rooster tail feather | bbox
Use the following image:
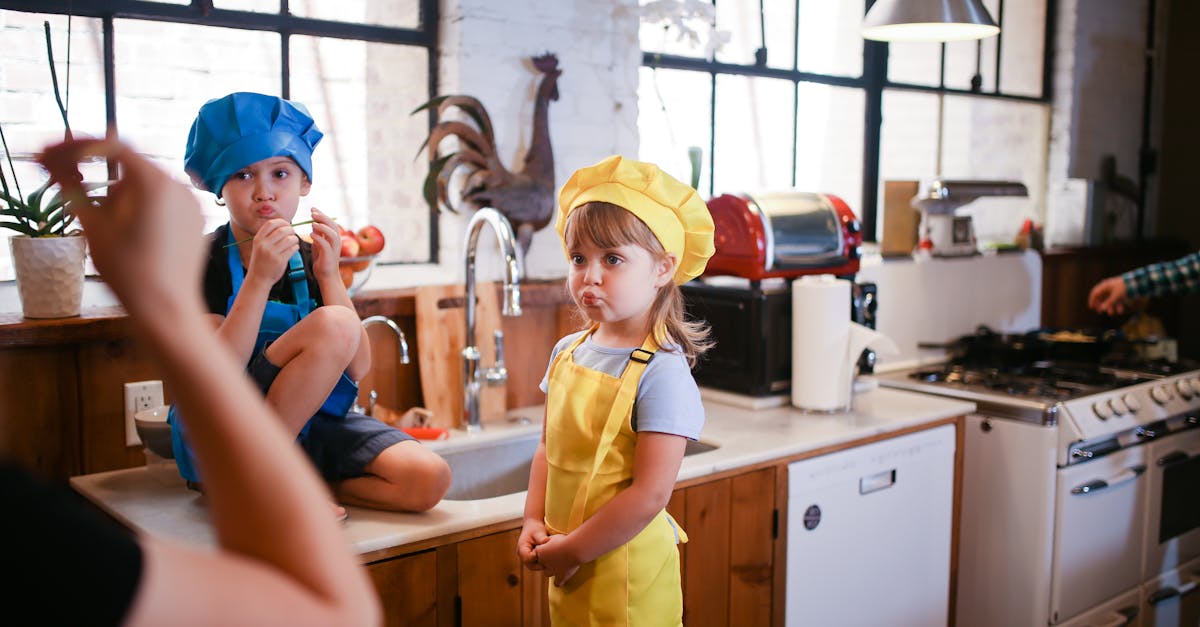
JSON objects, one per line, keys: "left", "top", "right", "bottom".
{"left": 423, "top": 153, "right": 457, "bottom": 214}
{"left": 436, "top": 95, "right": 496, "bottom": 147}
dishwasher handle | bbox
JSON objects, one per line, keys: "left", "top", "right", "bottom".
{"left": 1070, "top": 464, "right": 1146, "bottom": 495}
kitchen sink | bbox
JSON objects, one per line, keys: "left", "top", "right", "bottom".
{"left": 437, "top": 432, "right": 721, "bottom": 501}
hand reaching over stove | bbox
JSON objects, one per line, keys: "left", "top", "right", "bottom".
{"left": 1088, "top": 251, "right": 1200, "bottom": 316}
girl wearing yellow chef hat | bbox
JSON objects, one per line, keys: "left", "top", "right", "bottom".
{"left": 518, "top": 155, "right": 715, "bottom": 625}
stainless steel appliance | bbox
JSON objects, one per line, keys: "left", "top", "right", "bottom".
{"left": 872, "top": 328, "right": 1200, "bottom": 626}
{"left": 703, "top": 191, "right": 862, "bottom": 280}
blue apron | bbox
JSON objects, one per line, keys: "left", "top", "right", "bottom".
{"left": 168, "top": 226, "right": 359, "bottom": 483}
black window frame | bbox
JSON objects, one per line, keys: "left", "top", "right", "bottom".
{"left": 641, "top": 0, "right": 1056, "bottom": 242}
{"left": 0, "top": 0, "right": 442, "bottom": 262}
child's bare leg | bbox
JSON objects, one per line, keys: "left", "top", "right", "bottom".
{"left": 334, "top": 441, "right": 451, "bottom": 512}
{"left": 263, "top": 305, "right": 361, "bottom": 434}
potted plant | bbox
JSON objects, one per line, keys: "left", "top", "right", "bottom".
{"left": 0, "top": 21, "right": 106, "bottom": 319}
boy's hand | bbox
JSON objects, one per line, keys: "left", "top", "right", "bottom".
{"left": 246, "top": 219, "right": 299, "bottom": 285}
{"left": 308, "top": 208, "right": 341, "bottom": 283}
{"left": 534, "top": 534, "right": 580, "bottom": 585}
{"left": 517, "top": 520, "right": 548, "bottom": 570}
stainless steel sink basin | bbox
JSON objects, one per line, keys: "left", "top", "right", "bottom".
{"left": 437, "top": 431, "right": 720, "bottom": 501}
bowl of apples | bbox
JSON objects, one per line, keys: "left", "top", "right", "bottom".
{"left": 338, "top": 224, "right": 386, "bottom": 297}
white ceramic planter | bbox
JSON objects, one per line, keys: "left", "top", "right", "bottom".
{"left": 10, "top": 234, "right": 86, "bottom": 319}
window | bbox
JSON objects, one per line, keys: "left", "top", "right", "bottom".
{"left": 0, "top": 0, "right": 438, "bottom": 281}
{"left": 639, "top": 0, "right": 1052, "bottom": 246}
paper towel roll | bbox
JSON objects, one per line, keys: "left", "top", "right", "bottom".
{"left": 792, "top": 275, "right": 852, "bottom": 412}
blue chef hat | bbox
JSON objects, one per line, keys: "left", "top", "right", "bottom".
{"left": 183, "top": 92, "right": 323, "bottom": 197}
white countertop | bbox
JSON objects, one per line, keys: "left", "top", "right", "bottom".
{"left": 70, "top": 386, "right": 974, "bottom": 561}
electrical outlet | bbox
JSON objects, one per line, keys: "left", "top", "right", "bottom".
{"left": 124, "top": 380, "right": 164, "bottom": 447}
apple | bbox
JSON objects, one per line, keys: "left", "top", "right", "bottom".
{"left": 339, "top": 264, "right": 355, "bottom": 288}
{"left": 340, "top": 233, "right": 361, "bottom": 258}
{"left": 356, "top": 225, "right": 386, "bottom": 256}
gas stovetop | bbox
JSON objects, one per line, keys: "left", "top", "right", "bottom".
{"left": 872, "top": 355, "right": 1200, "bottom": 465}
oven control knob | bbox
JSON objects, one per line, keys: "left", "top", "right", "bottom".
{"left": 1122, "top": 393, "right": 1141, "bottom": 413}
{"left": 1092, "top": 401, "right": 1114, "bottom": 420}
{"left": 1108, "top": 397, "right": 1128, "bottom": 416}
{"left": 1151, "top": 385, "right": 1173, "bottom": 405}
{"left": 1176, "top": 379, "right": 1194, "bottom": 399}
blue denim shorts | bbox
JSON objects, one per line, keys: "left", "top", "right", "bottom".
{"left": 248, "top": 344, "right": 413, "bottom": 482}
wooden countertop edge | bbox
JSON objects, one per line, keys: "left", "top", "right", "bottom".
{"left": 0, "top": 280, "right": 571, "bottom": 347}
{"left": 356, "top": 415, "right": 963, "bottom": 565}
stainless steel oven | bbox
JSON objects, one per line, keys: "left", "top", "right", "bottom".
{"left": 871, "top": 328, "right": 1200, "bottom": 626}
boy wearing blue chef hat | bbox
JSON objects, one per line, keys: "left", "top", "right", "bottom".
{"left": 169, "top": 92, "right": 450, "bottom": 514}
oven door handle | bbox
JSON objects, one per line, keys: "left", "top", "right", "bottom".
{"left": 1070, "top": 464, "right": 1147, "bottom": 495}
{"left": 1157, "top": 450, "right": 1190, "bottom": 467}
{"left": 1090, "top": 606, "right": 1139, "bottom": 627}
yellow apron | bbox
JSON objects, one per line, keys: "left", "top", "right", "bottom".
{"left": 543, "top": 329, "right": 687, "bottom": 627}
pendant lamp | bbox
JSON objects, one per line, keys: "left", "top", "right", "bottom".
{"left": 861, "top": 0, "right": 999, "bottom": 42}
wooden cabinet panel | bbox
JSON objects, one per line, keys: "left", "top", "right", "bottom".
{"left": 0, "top": 346, "right": 79, "bottom": 479}
{"left": 368, "top": 550, "right": 438, "bottom": 627}
{"left": 457, "top": 528, "right": 523, "bottom": 626}
{"left": 683, "top": 478, "right": 732, "bottom": 626}
{"left": 729, "top": 467, "right": 776, "bottom": 625}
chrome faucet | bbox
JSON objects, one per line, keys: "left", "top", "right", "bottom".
{"left": 356, "top": 315, "right": 410, "bottom": 416}
{"left": 463, "top": 207, "right": 523, "bottom": 432}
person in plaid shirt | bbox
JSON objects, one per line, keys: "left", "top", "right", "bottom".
{"left": 1088, "top": 252, "right": 1200, "bottom": 315}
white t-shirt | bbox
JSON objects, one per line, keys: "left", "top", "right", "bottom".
{"left": 539, "top": 331, "right": 705, "bottom": 440}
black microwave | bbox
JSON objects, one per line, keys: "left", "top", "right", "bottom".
{"left": 682, "top": 279, "right": 876, "bottom": 397}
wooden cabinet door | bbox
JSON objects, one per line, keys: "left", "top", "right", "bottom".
{"left": 457, "top": 529, "right": 524, "bottom": 626}
{"left": 673, "top": 467, "right": 778, "bottom": 627}
{"left": 368, "top": 550, "right": 438, "bottom": 627}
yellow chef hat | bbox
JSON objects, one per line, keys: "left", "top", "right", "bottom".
{"left": 556, "top": 155, "right": 715, "bottom": 284}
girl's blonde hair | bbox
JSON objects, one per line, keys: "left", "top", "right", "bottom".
{"left": 563, "top": 201, "right": 712, "bottom": 366}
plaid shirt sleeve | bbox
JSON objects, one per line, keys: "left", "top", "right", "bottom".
{"left": 1122, "top": 251, "right": 1200, "bottom": 298}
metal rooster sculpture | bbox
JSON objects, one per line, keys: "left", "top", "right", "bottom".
{"left": 415, "top": 53, "right": 561, "bottom": 255}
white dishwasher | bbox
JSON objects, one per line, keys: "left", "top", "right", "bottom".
{"left": 786, "top": 424, "right": 956, "bottom": 627}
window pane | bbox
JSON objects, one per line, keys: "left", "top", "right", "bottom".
{"left": 712, "top": 75, "right": 794, "bottom": 194}
{"left": 114, "top": 20, "right": 280, "bottom": 235}
{"left": 943, "top": 39, "right": 985, "bottom": 91}
{"left": 797, "top": 0, "right": 865, "bottom": 77}
{"left": 290, "top": 0, "right": 421, "bottom": 29}
{"left": 0, "top": 12, "right": 107, "bottom": 280}
{"left": 886, "top": 41, "right": 941, "bottom": 87}
{"left": 641, "top": 4, "right": 713, "bottom": 59}
{"left": 290, "top": 36, "right": 431, "bottom": 263}
{"left": 714, "top": 0, "right": 762, "bottom": 65}
{"left": 998, "top": 0, "right": 1045, "bottom": 97}
{"left": 712, "top": 0, "right": 797, "bottom": 69}
{"left": 795, "top": 83, "right": 864, "bottom": 215}
{"left": 212, "top": 0, "right": 279, "bottom": 12}
{"left": 880, "top": 90, "right": 1048, "bottom": 245}
{"left": 638, "top": 67, "right": 713, "bottom": 194}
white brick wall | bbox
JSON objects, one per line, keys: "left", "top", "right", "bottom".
{"left": 430, "top": 0, "right": 640, "bottom": 284}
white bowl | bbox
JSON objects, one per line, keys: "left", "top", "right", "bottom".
{"left": 134, "top": 405, "right": 174, "bottom": 459}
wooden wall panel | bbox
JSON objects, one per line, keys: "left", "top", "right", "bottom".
{"left": 0, "top": 347, "right": 80, "bottom": 480}
{"left": 357, "top": 314, "right": 422, "bottom": 418}
{"left": 77, "top": 338, "right": 164, "bottom": 474}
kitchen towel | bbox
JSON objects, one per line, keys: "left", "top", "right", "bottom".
{"left": 792, "top": 275, "right": 853, "bottom": 412}
{"left": 791, "top": 275, "right": 899, "bottom": 412}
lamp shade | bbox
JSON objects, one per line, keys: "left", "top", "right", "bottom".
{"left": 862, "top": 0, "right": 999, "bottom": 42}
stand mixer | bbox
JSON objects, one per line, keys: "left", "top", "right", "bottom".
{"left": 912, "top": 179, "right": 1028, "bottom": 256}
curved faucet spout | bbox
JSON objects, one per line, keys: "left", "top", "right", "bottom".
{"left": 463, "top": 207, "right": 524, "bottom": 432}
